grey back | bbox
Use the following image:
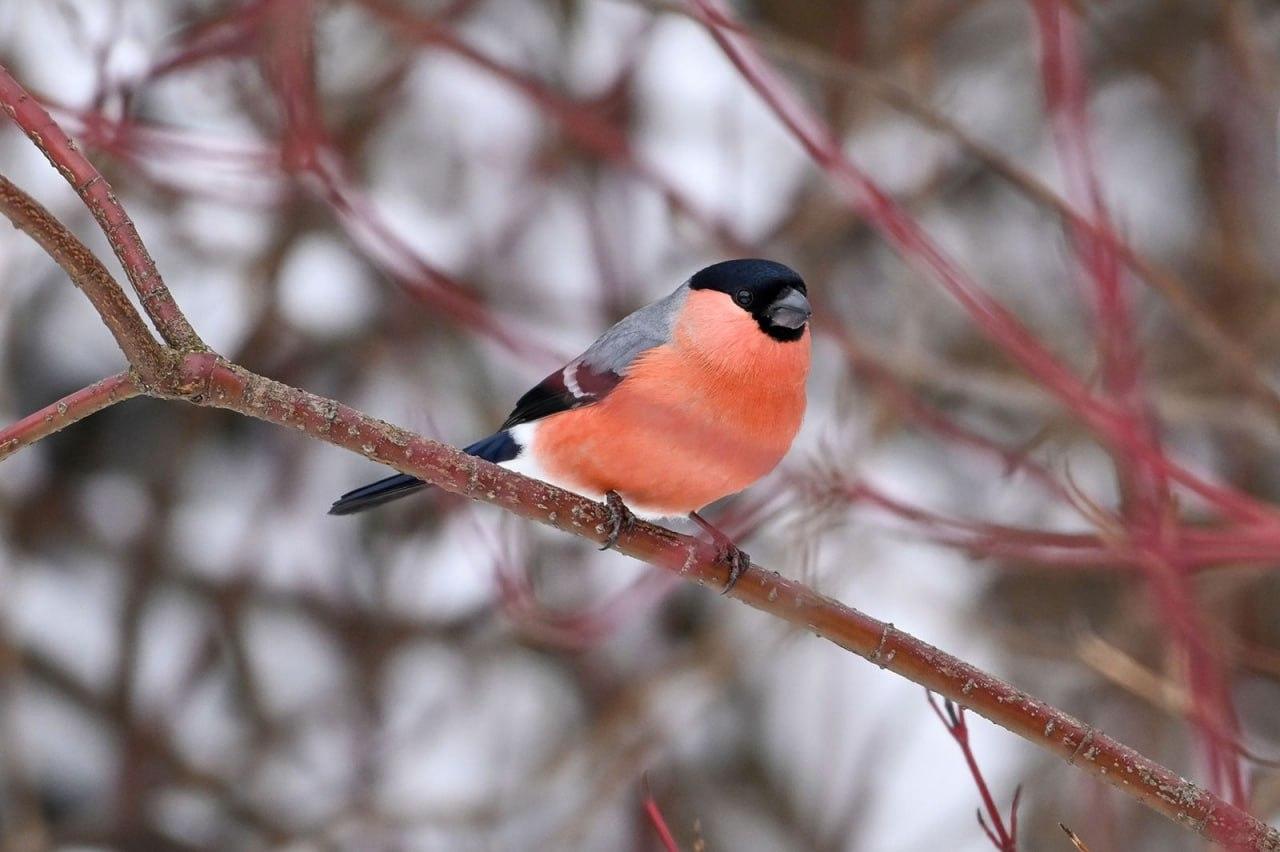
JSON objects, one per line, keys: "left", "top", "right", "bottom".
{"left": 579, "top": 282, "right": 689, "bottom": 375}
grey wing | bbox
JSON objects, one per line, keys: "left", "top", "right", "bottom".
{"left": 499, "top": 283, "right": 687, "bottom": 430}
{"left": 578, "top": 282, "right": 687, "bottom": 375}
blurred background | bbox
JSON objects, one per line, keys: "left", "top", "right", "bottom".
{"left": 1, "top": 0, "right": 1279, "bottom": 849}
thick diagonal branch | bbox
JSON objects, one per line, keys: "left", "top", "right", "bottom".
{"left": 174, "top": 351, "right": 1276, "bottom": 851}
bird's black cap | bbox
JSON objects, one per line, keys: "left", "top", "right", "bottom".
{"left": 689, "top": 259, "right": 809, "bottom": 342}
{"left": 689, "top": 258, "right": 805, "bottom": 295}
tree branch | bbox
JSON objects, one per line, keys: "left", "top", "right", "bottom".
{"left": 0, "top": 371, "right": 139, "bottom": 461}
{"left": 0, "top": 65, "right": 204, "bottom": 352}
{"left": 93, "top": 348, "right": 1279, "bottom": 851}
{"left": 0, "top": 176, "right": 169, "bottom": 383}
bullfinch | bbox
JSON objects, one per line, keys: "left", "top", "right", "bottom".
{"left": 330, "top": 258, "right": 812, "bottom": 590}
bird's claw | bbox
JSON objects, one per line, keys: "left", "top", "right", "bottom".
{"left": 600, "top": 490, "right": 635, "bottom": 551}
{"left": 688, "top": 510, "right": 750, "bottom": 594}
{"left": 716, "top": 541, "right": 751, "bottom": 594}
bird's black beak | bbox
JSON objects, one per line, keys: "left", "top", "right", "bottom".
{"left": 766, "top": 287, "right": 812, "bottom": 329}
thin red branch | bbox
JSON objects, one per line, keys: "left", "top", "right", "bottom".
{"left": 356, "top": 0, "right": 749, "bottom": 253}
{"left": 1029, "top": 0, "right": 1246, "bottom": 803}
{"left": 0, "top": 175, "right": 168, "bottom": 382}
{"left": 1034, "top": 0, "right": 1167, "bottom": 521}
{"left": 0, "top": 371, "right": 139, "bottom": 461}
{"left": 0, "top": 64, "right": 204, "bottom": 352}
{"left": 642, "top": 777, "right": 681, "bottom": 852}
{"left": 928, "top": 693, "right": 1019, "bottom": 852}
{"left": 499, "top": 560, "right": 678, "bottom": 650}
{"left": 254, "top": 1, "right": 559, "bottom": 362}
{"left": 831, "top": 477, "right": 1280, "bottom": 573}
{"left": 140, "top": 0, "right": 273, "bottom": 83}
{"left": 48, "top": 103, "right": 278, "bottom": 173}
{"left": 821, "top": 320, "right": 1071, "bottom": 501}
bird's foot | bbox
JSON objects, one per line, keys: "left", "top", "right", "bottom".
{"left": 599, "top": 490, "right": 636, "bottom": 551}
{"left": 689, "top": 511, "right": 750, "bottom": 594}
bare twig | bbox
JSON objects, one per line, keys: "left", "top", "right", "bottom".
{"left": 0, "top": 64, "right": 203, "bottom": 352}
{"left": 928, "top": 693, "right": 1020, "bottom": 852}
{"left": 1031, "top": 0, "right": 1245, "bottom": 803}
{"left": 0, "top": 371, "right": 139, "bottom": 461}
{"left": 0, "top": 176, "right": 168, "bottom": 382}
{"left": 356, "top": 0, "right": 750, "bottom": 253}
{"left": 643, "top": 776, "right": 682, "bottom": 852}
{"left": 1060, "top": 822, "right": 1091, "bottom": 851}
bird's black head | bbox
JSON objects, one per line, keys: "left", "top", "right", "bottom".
{"left": 689, "top": 258, "right": 811, "bottom": 342}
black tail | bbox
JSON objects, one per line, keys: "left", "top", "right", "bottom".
{"left": 328, "top": 430, "right": 519, "bottom": 516}
{"left": 328, "top": 473, "right": 424, "bottom": 515}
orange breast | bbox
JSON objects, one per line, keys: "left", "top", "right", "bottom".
{"left": 531, "top": 290, "right": 810, "bottom": 515}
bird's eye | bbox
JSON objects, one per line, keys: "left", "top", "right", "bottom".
{"left": 734, "top": 289, "right": 753, "bottom": 307}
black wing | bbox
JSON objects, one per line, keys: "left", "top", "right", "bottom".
{"left": 500, "top": 360, "right": 622, "bottom": 430}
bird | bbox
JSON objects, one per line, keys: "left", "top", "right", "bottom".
{"left": 329, "top": 258, "right": 812, "bottom": 591}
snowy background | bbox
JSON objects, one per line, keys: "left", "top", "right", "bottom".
{"left": 1, "top": 1, "right": 1279, "bottom": 850}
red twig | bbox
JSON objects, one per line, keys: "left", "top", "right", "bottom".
{"left": 1032, "top": 0, "right": 1167, "bottom": 526}
{"left": 818, "top": 472, "right": 1280, "bottom": 575}
{"left": 356, "top": 0, "right": 749, "bottom": 253}
{"left": 0, "top": 65, "right": 203, "bottom": 352}
{"left": 140, "top": 0, "right": 273, "bottom": 83}
{"left": 254, "top": 1, "right": 558, "bottom": 362}
{"left": 1029, "top": 0, "right": 1246, "bottom": 804}
{"left": 0, "top": 175, "right": 168, "bottom": 381}
{"left": 928, "top": 693, "right": 1020, "bottom": 852}
{"left": 642, "top": 776, "right": 681, "bottom": 852}
{"left": 0, "top": 372, "right": 140, "bottom": 461}
{"left": 498, "top": 562, "right": 679, "bottom": 651}
{"left": 821, "top": 320, "right": 1071, "bottom": 501}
